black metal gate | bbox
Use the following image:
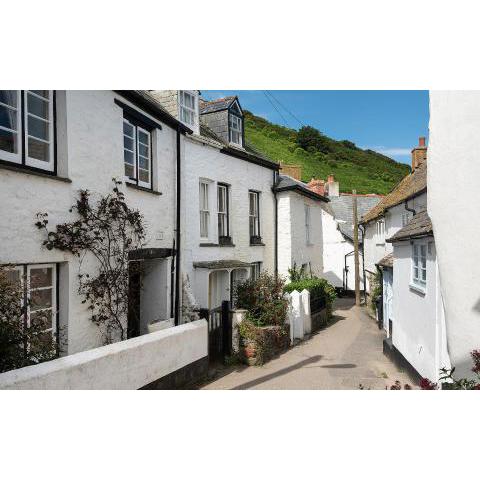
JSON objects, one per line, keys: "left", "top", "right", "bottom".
{"left": 199, "top": 300, "right": 232, "bottom": 363}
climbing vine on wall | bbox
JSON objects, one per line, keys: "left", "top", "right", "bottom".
{"left": 35, "top": 179, "right": 146, "bottom": 344}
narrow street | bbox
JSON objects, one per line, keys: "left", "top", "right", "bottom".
{"left": 201, "top": 297, "right": 413, "bottom": 390}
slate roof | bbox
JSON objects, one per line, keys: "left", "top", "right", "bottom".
{"left": 274, "top": 175, "right": 329, "bottom": 202}
{"left": 329, "top": 195, "right": 382, "bottom": 241}
{"left": 200, "top": 96, "right": 237, "bottom": 114}
{"left": 377, "top": 252, "right": 394, "bottom": 268}
{"left": 361, "top": 161, "right": 427, "bottom": 224}
{"left": 386, "top": 208, "right": 433, "bottom": 242}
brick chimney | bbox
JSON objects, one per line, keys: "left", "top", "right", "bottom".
{"left": 307, "top": 178, "right": 325, "bottom": 196}
{"left": 325, "top": 174, "right": 339, "bottom": 197}
{"left": 411, "top": 136, "right": 427, "bottom": 171}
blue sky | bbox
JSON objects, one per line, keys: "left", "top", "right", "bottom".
{"left": 202, "top": 90, "right": 429, "bottom": 164}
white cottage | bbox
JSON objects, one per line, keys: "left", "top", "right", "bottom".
{"left": 0, "top": 90, "right": 188, "bottom": 355}
{"left": 273, "top": 174, "right": 328, "bottom": 280}
{"left": 152, "top": 92, "right": 278, "bottom": 311}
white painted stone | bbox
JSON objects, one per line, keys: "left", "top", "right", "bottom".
{"left": 0, "top": 320, "right": 207, "bottom": 390}
{"left": 301, "top": 289, "right": 311, "bottom": 335}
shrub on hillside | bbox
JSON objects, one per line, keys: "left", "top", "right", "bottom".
{"left": 234, "top": 272, "right": 288, "bottom": 326}
{"left": 296, "top": 126, "right": 332, "bottom": 154}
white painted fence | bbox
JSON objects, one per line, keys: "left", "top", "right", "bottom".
{"left": 285, "top": 289, "right": 312, "bottom": 343}
{"left": 0, "top": 319, "right": 207, "bottom": 390}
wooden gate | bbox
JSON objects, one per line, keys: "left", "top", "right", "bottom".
{"left": 199, "top": 300, "right": 232, "bottom": 363}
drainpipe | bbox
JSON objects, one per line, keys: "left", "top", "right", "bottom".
{"left": 404, "top": 199, "right": 416, "bottom": 216}
{"left": 359, "top": 224, "right": 367, "bottom": 304}
{"left": 273, "top": 170, "right": 278, "bottom": 277}
{"left": 174, "top": 126, "right": 181, "bottom": 326}
{"left": 170, "top": 238, "right": 175, "bottom": 319}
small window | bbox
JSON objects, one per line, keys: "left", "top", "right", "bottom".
{"left": 376, "top": 219, "right": 385, "bottom": 243}
{"left": 217, "top": 184, "right": 230, "bottom": 240}
{"left": 0, "top": 90, "right": 55, "bottom": 172}
{"left": 199, "top": 181, "right": 210, "bottom": 239}
{"left": 179, "top": 91, "right": 197, "bottom": 128}
{"left": 2, "top": 263, "right": 58, "bottom": 357}
{"left": 251, "top": 262, "right": 262, "bottom": 281}
{"left": 123, "top": 118, "right": 152, "bottom": 189}
{"left": 229, "top": 114, "right": 242, "bottom": 146}
{"left": 305, "top": 204, "right": 311, "bottom": 244}
{"left": 402, "top": 212, "right": 411, "bottom": 227}
{"left": 249, "top": 191, "right": 260, "bottom": 240}
{"left": 412, "top": 243, "right": 427, "bottom": 287}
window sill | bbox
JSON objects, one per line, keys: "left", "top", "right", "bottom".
{"left": 409, "top": 283, "right": 426, "bottom": 295}
{"left": 0, "top": 161, "right": 71, "bottom": 183}
{"left": 126, "top": 183, "right": 162, "bottom": 195}
{"left": 250, "top": 242, "right": 266, "bottom": 247}
{"left": 199, "top": 242, "right": 236, "bottom": 248}
{"left": 376, "top": 242, "right": 385, "bottom": 246}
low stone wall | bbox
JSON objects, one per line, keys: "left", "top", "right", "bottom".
{"left": 240, "top": 324, "right": 290, "bottom": 366}
{"left": 0, "top": 320, "right": 208, "bottom": 390}
{"left": 311, "top": 308, "right": 328, "bottom": 333}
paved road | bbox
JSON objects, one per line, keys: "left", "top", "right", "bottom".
{"left": 201, "top": 297, "right": 413, "bottom": 390}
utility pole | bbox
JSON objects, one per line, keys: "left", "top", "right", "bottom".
{"left": 352, "top": 190, "right": 361, "bottom": 306}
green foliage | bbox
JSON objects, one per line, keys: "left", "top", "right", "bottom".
{"left": 287, "top": 262, "right": 309, "bottom": 282}
{"left": 284, "top": 277, "right": 337, "bottom": 307}
{"left": 370, "top": 269, "right": 382, "bottom": 313}
{"left": 244, "top": 111, "right": 410, "bottom": 195}
{"left": 234, "top": 272, "right": 288, "bottom": 327}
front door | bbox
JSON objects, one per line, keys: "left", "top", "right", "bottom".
{"left": 382, "top": 268, "right": 393, "bottom": 337}
{"left": 230, "top": 268, "right": 248, "bottom": 307}
{"left": 208, "top": 270, "right": 230, "bottom": 309}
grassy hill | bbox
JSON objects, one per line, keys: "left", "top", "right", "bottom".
{"left": 244, "top": 111, "right": 410, "bottom": 195}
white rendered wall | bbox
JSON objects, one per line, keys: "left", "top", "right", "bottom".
{"left": 429, "top": 91, "right": 480, "bottom": 377}
{"left": 181, "top": 138, "right": 276, "bottom": 307}
{"left": 391, "top": 239, "right": 450, "bottom": 381}
{"left": 0, "top": 91, "right": 178, "bottom": 354}
{"left": 0, "top": 320, "right": 207, "bottom": 390}
{"left": 276, "top": 191, "right": 324, "bottom": 281}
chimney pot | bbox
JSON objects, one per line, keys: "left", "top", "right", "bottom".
{"left": 327, "top": 174, "right": 335, "bottom": 183}
{"left": 419, "top": 137, "right": 426, "bottom": 147}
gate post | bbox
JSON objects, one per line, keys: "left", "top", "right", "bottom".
{"left": 221, "top": 300, "right": 232, "bottom": 357}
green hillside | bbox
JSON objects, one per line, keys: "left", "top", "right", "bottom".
{"left": 244, "top": 111, "right": 410, "bottom": 195}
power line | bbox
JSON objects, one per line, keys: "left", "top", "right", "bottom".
{"left": 262, "top": 91, "right": 291, "bottom": 128}
{"left": 265, "top": 90, "right": 305, "bottom": 128}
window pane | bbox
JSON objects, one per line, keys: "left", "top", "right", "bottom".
{"left": 138, "top": 144, "right": 149, "bottom": 157}
{"left": 30, "top": 310, "right": 53, "bottom": 330}
{"left": 30, "top": 288, "right": 53, "bottom": 311}
{"left": 0, "top": 90, "right": 17, "bottom": 107}
{"left": 28, "top": 115, "right": 49, "bottom": 141}
{"left": 138, "top": 130, "right": 149, "bottom": 145}
{"left": 0, "top": 129, "right": 18, "bottom": 153}
{"left": 421, "top": 268, "right": 427, "bottom": 281}
{"left": 30, "top": 267, "right": 52, "bottom": 289}
{"left": 138, "top": 155, "right": 149, "bottom": 169}
{"left": 124, "top": 150, "right": 134, "bottom": 165}
{"left": 27, "top": 92, "right": 49, "bottom": 119}
{"left": 30, "top": 90, "right": 49, "bottom": 99}
{"left": 28, "top": 137, "right": 49, "bottom": 161}
{"left": 123, "top": 121, "right": 134, "bottom": 136}
{"left": 124, "top": 136, "right": 134, "bottom": 151}
{"left": 0, "top": 105, "right": 17, "bottom": 130}
{"left": 125, "top": 163, "right": 134, "bottom": 177}
{"left": 139, "top": 169, "right": 149, "bottom": 182}
{"left": 413, "top": 266, "right": 419, "bottom": 279}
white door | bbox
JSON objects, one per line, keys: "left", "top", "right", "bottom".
{"left": 382, "top": 268, "right": 393, "bottom": 336}
{"left": 208, "top": 270, "right": 230, "bottom": 309}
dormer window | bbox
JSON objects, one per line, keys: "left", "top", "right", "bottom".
{"left": 179, "top": 91, "right": 198, "bottom": 128}
{"left": 229, "top": 114, "right": 242, "bottom": 146}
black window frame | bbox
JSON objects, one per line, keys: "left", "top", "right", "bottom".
{"left": 249, "top": 190, "right": 262, "bottom": 244}
{"left": 217, "top": 182, "right": 231, "bottom": 244}
{"left": 0, "top": 90, "right": 57, "bottom": 176}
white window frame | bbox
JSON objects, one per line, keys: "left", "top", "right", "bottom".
{"left": 251, "top": 262, "right": 262, "bottom": 281}
{"left": 24, "top": 91, "right": 54, "bottom": 171}
{"left": 229, "top": 114, "right": 243, "bottom": 146}
{"left": 123, "top": 118, "right": 152, "bottom": 189}
{"left": 401, "top": 212, "right": 411, "bottom": 227}
{"left": 0, "top": 90, "right": 22, "bottom": 164}
{"left": 305, "top": 204, "right": 312, "bottom": 245}
{"left": 411, "top": 242, "right": 427, "bottom": 290}
{"left": 249, "top": 191, "right": 260, "bottom": 238}
{"left": 376, "top": 219, "right": 385, "bottom": 244}
{"left": 179, "top": 91, "right": 198, "bottom": 128}
{"left": 217, "top": 184, "right": 229, "bottom": 239}
{"left": 199, "top": 180, "right": 210, "bottom": 240}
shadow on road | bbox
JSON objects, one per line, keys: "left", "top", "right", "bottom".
{"left": 232, "top": 355, "right": 323, "bottom": 390}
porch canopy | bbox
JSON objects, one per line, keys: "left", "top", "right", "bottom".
{"left": 128, "top": 248, "right": 174, "bottom": 261}
{"left": 193, "top": 260, "right": 252, "bottom": 269}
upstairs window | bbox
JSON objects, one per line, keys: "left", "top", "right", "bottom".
{"left": 229, "top": 114, "right": 242, "bottom": 146}
{"left": 199, "top": 180, "right": 210, "bottom": 239}
{"left": 305, "top": 204, "right": 311, "bottom": 244}
{"left": 0, "top": 90, "right": 55, "bottom": 172}
{"left": 217, "top": 184, "right": 230, "bottom": 241}
{"left": 375, "top": 219, "right": 385, "bottom": 243}
{"left": 179, "top": 91, "right": 197, "bottom": 128}
{"left": 123, "top": 118, "right": 152, "bottom": 189}
{"left": 249, "top": 191, "right": 261, "bottom": 241}
{"left": 402, "top": 212, "right": 411, "bottom": 227}
{"left": 251, "top": 262, "right": 262, "bottom": 281}
{"left": 412, "top": 243, "right": 427, "bottom": 287}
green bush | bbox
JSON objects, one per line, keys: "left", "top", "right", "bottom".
{"left": 284, "top": 277, "right": 337, "bottom": 310}
{"left": 234, "top": 272, "right": 288, "bottom": 326}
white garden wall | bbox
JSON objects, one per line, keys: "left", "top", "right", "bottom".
{"left": 0, "top": 320, "right": 207, "bottom": 390}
